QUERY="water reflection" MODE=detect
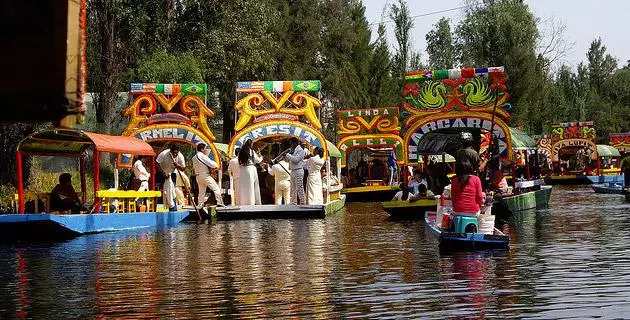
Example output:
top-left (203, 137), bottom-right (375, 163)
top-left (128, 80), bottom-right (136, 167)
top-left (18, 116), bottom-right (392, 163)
top-left (1, 186), bottom-right (630, 318)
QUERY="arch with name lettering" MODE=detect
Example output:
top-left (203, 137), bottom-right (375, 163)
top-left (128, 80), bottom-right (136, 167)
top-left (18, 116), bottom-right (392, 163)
top-left (403, 112), bottom-right (512, 164)
top-left (228, 121), bottom-right (328, 157)
top-left (128, 124), bottom-right (220, 164)
top-left (550, 138), bottom-right (598, 162)
top-left (337, 134), bottom-right (405, 167)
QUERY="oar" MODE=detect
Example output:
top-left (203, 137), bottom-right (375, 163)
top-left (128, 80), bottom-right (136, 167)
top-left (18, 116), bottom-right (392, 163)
top-left (169, 153), bottom-right (202, 221)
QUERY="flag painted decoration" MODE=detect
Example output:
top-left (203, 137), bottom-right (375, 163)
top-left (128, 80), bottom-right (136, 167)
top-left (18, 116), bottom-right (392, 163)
top-left (404, 66), bottom-right (505, 82)
top-left (130, 83), bottom-right (206, 95)
top-left (236, 80), bottom-right (321, 92)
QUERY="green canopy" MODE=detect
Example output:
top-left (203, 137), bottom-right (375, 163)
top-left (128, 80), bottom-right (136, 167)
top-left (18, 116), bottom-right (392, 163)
top-left (510, 127), bottom-right (537, 150)
top-left (327, 140), bottom-right (342, 158)
top-left (597, 144), bottom-right (621, 157)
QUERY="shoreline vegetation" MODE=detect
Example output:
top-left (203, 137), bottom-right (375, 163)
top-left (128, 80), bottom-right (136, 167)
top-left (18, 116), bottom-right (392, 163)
top-left (1, 0), bottom-right (628, 209)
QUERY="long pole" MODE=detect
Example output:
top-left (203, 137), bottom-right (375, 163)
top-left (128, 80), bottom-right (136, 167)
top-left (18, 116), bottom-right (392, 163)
top-left (17, 151), bottom-right (24, 214)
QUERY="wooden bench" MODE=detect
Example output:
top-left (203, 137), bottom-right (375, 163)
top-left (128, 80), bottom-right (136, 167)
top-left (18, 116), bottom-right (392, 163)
top-left (96, 190), bottom-right (162, 213)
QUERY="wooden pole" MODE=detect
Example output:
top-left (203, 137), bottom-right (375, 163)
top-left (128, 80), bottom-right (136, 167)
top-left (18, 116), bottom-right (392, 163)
top-left (93, 150), bottom-right (100, 212)
top-left (150, 156), bottom-right (156, 190)
top-left (80, 154), bottom-right (86, 203)
top-left (17, 151), bottom-right (24, 214)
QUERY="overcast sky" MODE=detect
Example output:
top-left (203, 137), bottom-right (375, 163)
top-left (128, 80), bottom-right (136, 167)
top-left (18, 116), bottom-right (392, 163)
top-left (363, 0), bottom-right (629, 69)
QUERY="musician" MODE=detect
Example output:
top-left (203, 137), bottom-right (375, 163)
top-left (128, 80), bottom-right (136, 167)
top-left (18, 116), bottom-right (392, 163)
top-left (238, 139), bottom-right (263, 205)
top-left (285, 137), bottom-right (306, 205)
top-left (268, 157), bottom-right (291, 205)
top-left (227, 147), bottom-right (240, 205)
top-left (192, 143), bottom-right (224, 208)
top-left (156, 143), bottom-right (185, 211)
top-left (305, 146), bottom-right (325, 205)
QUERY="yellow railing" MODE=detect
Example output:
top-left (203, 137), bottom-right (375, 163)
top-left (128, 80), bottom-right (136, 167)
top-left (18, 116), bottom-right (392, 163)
top-left (96, 190), bottom-right (162, 213)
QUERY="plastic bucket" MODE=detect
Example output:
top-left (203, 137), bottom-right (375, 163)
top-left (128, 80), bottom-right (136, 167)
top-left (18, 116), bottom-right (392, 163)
top-left (477, 214), bottom-right (495, 234)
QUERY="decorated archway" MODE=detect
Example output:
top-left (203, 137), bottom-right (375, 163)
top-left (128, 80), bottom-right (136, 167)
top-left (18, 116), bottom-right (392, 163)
top-left (609, 132), bottom-right (630, 153)
top-left (538, 122), bottom-right (598, 163)
top-left (400, 67), bottom-right (512, 164)
top-left (228, 121), bottom-right (328, 157)
top-left (121, 83), bottom-right (220, 165)
top-left (336, 107), bottom-right (405, 167)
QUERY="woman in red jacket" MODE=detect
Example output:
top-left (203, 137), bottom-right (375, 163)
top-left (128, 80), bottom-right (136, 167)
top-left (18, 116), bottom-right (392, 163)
top-left (451, 157), bottom-right (484, 215)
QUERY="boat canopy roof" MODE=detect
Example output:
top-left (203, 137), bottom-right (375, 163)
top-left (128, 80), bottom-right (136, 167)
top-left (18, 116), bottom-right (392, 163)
top-left (326, 140), bottom-right (342, 158)
top-left (596, 144), bottom-right (621, 157)
top-left (18, 129), bottom-right (156, 156)
top-left (510, 127), bottom-right (537, 150)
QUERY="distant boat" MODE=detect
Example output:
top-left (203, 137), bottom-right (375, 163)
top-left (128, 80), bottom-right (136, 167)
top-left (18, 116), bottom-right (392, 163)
top-left (591, 183), bottom-right (625, 194)
top-left (424, 211), bottom-right (509, 251)
top-left (381, 198), bottom-right (437, 220)
top-left (492, 181), bottom-right (552, 216)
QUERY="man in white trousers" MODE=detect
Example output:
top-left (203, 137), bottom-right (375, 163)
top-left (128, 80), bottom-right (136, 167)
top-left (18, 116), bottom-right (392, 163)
top-left (285, 137), bottom-right (306, 205)
top-left (192, 143), bottom-right (224, 208)
top-left (156, 143), bottom-right (185, 211)
top-left (268, 158), bottom-right (291, 205)
top-left (227, 147), bottom-right (240, 205)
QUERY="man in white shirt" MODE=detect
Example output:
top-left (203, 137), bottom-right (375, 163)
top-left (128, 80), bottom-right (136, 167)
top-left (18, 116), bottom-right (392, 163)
top-left (156, 143), bottom-right (185, 211)
top-left (268, 158), bottom-right (291, 205)
top-left (227, 147), bottom-right (240, 205)
top-left (285, 137), bottom-right (306, 205)
top-left (192, 143), bottom-right (224, 208)
top-left (132, 156), bottom-right (150, 192)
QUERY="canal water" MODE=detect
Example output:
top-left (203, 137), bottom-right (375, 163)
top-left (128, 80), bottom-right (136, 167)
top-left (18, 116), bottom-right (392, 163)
top-left (1, 185), bottom-right (629, 319)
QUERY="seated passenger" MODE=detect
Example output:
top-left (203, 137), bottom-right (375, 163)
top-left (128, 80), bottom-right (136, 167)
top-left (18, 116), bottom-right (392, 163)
top-left (391, 182), bottom-right (411, 201)
top-left (321, 167), bottom-right (340, 188)
top-left (409, 183), bottom-right (435, 202)
top-left (50, 173), bottom-right (84, 212)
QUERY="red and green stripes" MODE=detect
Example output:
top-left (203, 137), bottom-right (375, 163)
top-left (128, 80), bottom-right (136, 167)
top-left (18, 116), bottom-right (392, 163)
top-left (405, 67), bottom-right (505, 83)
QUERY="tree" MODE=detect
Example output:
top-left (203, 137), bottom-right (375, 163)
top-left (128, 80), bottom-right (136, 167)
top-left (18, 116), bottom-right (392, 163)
top-left (426, 17), bottom-right (455, 69)
top-left (389, 0), bottom-right (414, 80)
top-left (134, 50), bottom-right (205, 84)
top-left (367, 23), bottom-right (398, 108)
top-left (586, 38), bottom-right (618, 94)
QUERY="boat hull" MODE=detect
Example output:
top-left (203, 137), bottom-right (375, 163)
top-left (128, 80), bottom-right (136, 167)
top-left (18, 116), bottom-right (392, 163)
top-left (216, 195), bottom-right (346, 220)
top-left (0, 211), bottom-right (189, 241)
top-left (545, 175), bottom-right (591, 185)
top-left (492, 186), bottom-right (552, 216)
top-left (424, 211), bottom-right (509, 251)
top-left (591, 184), bottom-right (624, 194)
top-left (381, 199), bottom-right (437, 220)
top-left (342, 186), bottom-right (398, 202)
top-left (587, 174), bottom-right (624, 184)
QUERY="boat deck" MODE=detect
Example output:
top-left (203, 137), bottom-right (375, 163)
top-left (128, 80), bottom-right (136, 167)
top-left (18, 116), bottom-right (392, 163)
top-left (215, 195), bottom-right (346, 220)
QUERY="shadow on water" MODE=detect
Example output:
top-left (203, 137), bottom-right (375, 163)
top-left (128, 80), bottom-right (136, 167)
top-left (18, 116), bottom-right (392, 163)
top-left (1, 185), bottom-right (630, 318)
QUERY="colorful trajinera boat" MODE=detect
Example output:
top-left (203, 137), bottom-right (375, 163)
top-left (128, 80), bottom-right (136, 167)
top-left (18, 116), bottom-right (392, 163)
top-left (538, 122), bottom-right (601, 185)
top-left (216, 80), bottom-right (345, 219)
top-left (122, 83), bottom-right (224, 218)
top-left (586, 145), bottom-right (623, 183)
top-left (0, 129), bottom-right (188, 241)
top-left (424, 211), bottom-right (509, 251)
top-left (337, 107), bottom-right (404, 201)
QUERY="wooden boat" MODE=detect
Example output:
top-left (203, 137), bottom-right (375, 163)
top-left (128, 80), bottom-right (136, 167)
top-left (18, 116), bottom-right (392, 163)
top-left (492, 180), bottom-right (552, 216)
top-left (4, 129), bottom-right (189, 241)
top-left (424, 211), bottom-right (509, 251)
top-left (216, 195), bottom-right (345, 220)
top-left (381, 198), bottom-right (437, 220)
top-left (343, 185), bottom-right (399, 202)
top-left (544, 174), bottom-right (591, 185)
top-left (591, 183), bottom-right (625, 194)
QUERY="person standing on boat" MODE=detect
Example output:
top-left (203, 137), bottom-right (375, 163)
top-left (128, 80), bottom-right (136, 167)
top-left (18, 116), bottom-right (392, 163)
top-left (227, 147), bottom-right (240, 205)
top-left (238, 139), bottom-right (263, 205)
top-left (131, 156), bottom-right (150, 192)
top-left (622, 154), bottom-right (630, 188)
top-left (456, 131), bottom-right (480, 173)
top-left (156, 144), bottom-right (185, 211)
top-left (387, 150), bottom-right (398, 186)
top-left (285, 137), bottom-right (306, 205)
top-left (268, 158), bottom-right (291, 205)
top-left (192, 143), bottom-right (224, 208)
top-left (305, 147), bottom-right (325, 205)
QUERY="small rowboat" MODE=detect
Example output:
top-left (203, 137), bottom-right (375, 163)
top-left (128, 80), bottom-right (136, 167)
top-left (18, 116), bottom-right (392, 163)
top-left (591, 183), bottom-right (625, 194)
top-left (424, 211), bottom-right (509, 251)
top-left (381, 198), bottom-right (437, 220)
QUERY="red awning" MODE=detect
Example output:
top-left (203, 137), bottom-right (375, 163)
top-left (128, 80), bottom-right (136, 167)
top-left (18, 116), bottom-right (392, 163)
top-left (18, 129), bottom-right (155, 156)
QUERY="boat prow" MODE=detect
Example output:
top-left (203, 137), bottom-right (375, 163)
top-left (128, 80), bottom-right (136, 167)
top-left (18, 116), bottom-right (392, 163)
top-left (381, 198), bottom-right (437, 220)
top-left (0, 210), bottom-right (189, 241)
top-left (591, 183), bottom-right (625, 194)
top-left (424, 211), bottom-right (509, 251)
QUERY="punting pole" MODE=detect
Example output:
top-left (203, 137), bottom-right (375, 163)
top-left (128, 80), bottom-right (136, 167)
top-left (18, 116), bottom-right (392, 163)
top-left (80, 154), bottom-right (87, 203)
top-left (326, 157), bottom-right (331, 204)
top-left (16, 151), bottom-right (24, 214)
top-left (150, 157), bottom-right (156, 190)
top-left (93, 150), bottom-right (101, 212)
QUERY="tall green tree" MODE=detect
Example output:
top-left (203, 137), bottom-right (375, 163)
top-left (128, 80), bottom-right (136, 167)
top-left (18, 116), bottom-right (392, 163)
top-left (586, 37), bottom-right (618, 94)
top-left (426, 17), bottom-right (455, 69)
top-left (389, 0), bottom-right (414, 80)
top-left (367, 23), bottom-right (398, 109)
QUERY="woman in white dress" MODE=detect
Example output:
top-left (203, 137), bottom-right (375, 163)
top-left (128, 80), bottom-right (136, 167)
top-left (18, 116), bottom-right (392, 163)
top-left (238, 139), bottom-right (263, 205)
top-left (305, 147), bottom-right (325, 205)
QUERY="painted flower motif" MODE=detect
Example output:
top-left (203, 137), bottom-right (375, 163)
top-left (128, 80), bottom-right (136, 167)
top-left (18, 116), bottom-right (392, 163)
top-left (402, 82), bottom-right (419, 97)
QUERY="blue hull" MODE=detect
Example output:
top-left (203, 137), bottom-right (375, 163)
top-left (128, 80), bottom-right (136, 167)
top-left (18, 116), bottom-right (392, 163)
top-left (424, 212), bottom-right (509, 251)
top-left (0, 211), bottom-right (188, 241)
top-left (591, 183), bottom-right (624, 194)
top-left (587, 174), bottom-right (624, 184)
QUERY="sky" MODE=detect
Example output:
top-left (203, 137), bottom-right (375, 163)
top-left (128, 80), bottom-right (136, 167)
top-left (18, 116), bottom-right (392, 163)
top-left (362, 0), bottom-right (629, 69)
